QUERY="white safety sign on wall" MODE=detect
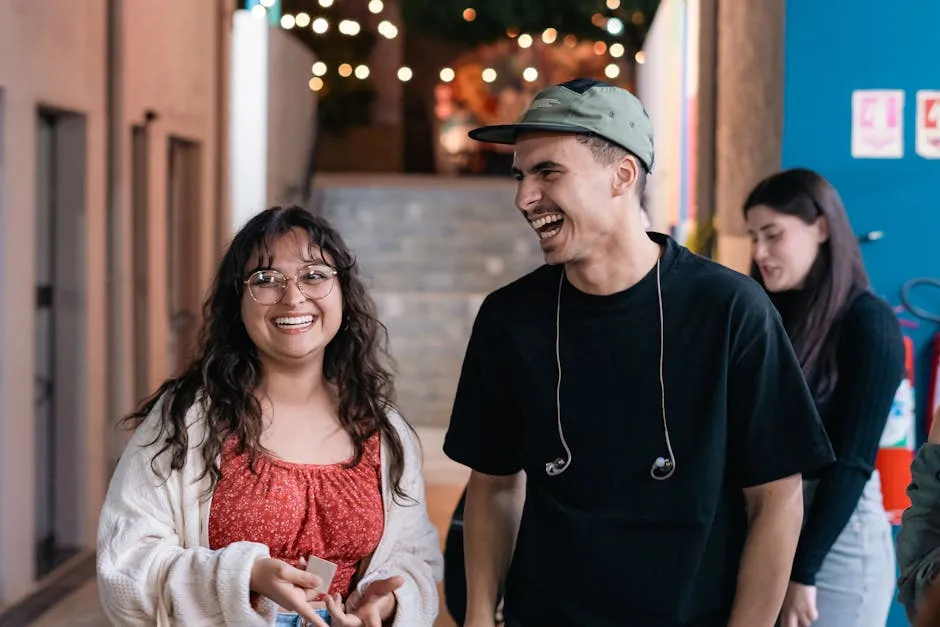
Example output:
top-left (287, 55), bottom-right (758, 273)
top-left (851, 89), bottom-right (905, 159)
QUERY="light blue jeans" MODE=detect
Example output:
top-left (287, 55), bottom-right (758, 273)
top-left (802, 470), bottom-right (895, 627)
top-left (275, 609), bottom-right (331, 626)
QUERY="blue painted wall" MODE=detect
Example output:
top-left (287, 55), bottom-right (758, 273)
top-left (783, 1), bottom-right (940, 625)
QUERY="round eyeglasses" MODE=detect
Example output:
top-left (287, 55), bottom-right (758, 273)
top-left (243, 264), bottom-right (339, 305)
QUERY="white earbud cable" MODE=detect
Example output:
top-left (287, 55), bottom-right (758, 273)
top-left (545, 271), bottom-right (572, 476)
top-left (545, 254), bottom-right (675, 480)
top-left (652, 257), bottom-right (676, 480)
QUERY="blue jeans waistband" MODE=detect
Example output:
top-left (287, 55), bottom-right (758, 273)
top-left (275, 609), bottom-right (331, 626)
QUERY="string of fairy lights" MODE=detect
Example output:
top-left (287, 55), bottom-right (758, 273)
top-left (248, 0), bottom-right (647, 93)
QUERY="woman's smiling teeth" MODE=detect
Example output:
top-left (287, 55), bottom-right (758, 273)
top-left (273, 314), bottom-right (314, 330)
top-left (530, 214), bottom-right (565, 240)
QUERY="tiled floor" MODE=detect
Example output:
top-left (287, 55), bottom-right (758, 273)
top-left (28, 452), bottom-right (468, 627)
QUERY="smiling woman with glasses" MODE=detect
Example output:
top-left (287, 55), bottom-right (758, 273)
top-left (97, 205), bottom-right (443, 627)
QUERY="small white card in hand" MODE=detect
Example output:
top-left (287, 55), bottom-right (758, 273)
top-left (305, 555), bottom-right (337, 595)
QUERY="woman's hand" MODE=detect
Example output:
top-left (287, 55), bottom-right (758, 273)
top-left (311, 576), bottom-right (405, 627)
top-left (249, 557), bottom-right (323, 624)
top-left (779, 581), bottom-right (818, 627)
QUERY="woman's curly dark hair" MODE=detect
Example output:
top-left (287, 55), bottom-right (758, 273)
top-left (122, 205), bottom-right (413, 502)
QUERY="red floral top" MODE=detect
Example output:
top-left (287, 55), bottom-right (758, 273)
top-left (208, 432), bottom-right (385, 598)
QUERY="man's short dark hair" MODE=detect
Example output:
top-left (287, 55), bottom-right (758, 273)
top-left (576, 134), bottom-right (647, 200)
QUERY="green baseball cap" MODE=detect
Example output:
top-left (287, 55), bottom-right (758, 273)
top-left (468, 78), bottom-right (655, 172)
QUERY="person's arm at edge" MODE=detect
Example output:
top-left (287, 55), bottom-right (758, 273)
top-left (898, 405), bottom-right (940, 622)
top-left (462, 470), bottom-right (525, 627)
top-left (727, 474), bottom-right (804, 627)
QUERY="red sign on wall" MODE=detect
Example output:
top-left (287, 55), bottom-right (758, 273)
top-left (916, 90), bottom-right (940, 158)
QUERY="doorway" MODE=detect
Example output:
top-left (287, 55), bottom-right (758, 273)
top-left (166, 138), bottom-right (202, 377)
top-left (34, 109), bottom-right (87, 578)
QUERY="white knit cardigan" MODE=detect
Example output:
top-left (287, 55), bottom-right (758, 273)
top-left (97, 400), bottom-right (444, 626)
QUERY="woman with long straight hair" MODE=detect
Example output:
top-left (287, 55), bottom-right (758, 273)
top-left (743, 169), bottom-right (904, 627)
top-left (97, 206), bottom-right (443, 626)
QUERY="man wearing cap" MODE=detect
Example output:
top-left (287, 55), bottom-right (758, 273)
top-left (443, 78), bottom-right (835, 627)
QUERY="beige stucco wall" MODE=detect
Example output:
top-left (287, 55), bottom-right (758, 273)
top-left (0, 0), bottom-right (229, 604)
top-left (0, 0), bottom-right (108, 602)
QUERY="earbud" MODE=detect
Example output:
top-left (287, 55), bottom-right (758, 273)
top-left (650, 456), bottom-right (675, 480)
top-left (545, 457), bottom-right (569, 476)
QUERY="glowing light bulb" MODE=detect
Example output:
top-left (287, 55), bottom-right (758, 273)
top-left (378, 20), bottom-right (398, 39)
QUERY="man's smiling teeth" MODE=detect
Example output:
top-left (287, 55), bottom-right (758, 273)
top-left (530, 214), bottom-right (564, 240)
top-left (530, 214), bottom-right (564, 229)
top-left (273, 315), bottom-right (314, 328)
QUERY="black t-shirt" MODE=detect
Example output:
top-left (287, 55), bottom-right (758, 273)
top-left (443, 233), bottom-right (835, 627)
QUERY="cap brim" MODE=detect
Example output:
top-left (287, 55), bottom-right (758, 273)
top-left (468, 122), bottom-right (594, 145)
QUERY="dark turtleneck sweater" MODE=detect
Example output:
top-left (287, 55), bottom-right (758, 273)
top-left (773, 288), bottom-right (906, 585)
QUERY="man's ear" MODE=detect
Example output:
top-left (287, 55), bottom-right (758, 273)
top-left (612, 155), bottom-right (641, 198)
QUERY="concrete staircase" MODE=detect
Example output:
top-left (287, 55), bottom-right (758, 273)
top-left (315, 174), bottom-right (542, 439)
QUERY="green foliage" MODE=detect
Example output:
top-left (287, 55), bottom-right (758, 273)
top-left (401, 0), bottom-right (659, 50)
